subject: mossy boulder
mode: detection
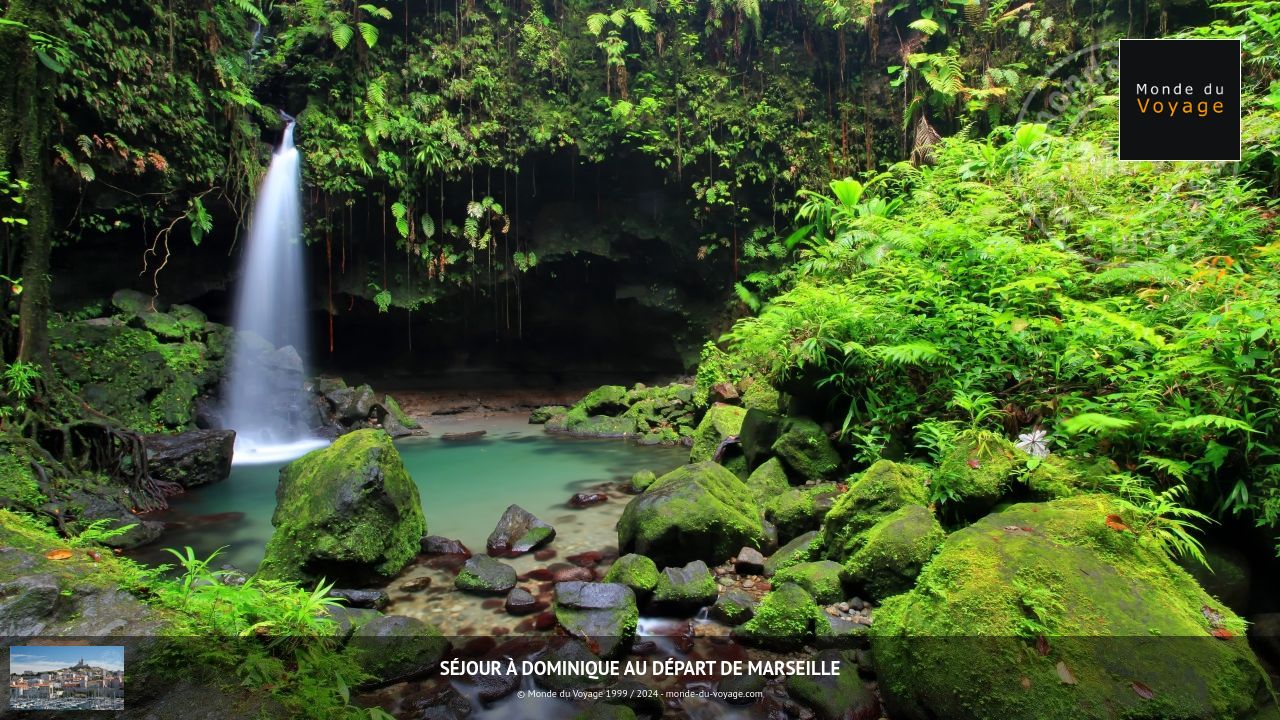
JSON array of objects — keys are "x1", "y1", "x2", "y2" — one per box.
[
  {"x1": 1023, "y1": 454, "x2": 1118, "y2": 501},
  {"x1": 772, "y1": 560, "x2": 849, "y2": 605},
  {"x1": 821, "y1": 460, "x2": 928, "y2": 564},
  {"x1": 382, "y1": 394, "x2": 420, "y2": 430},
  {"x1": 651, "y1": 560, "x2": 718, "y2": 614},
  {"x1": 739, "y1": 410, "x2": 782, "y2": 470},
  {"x1": 785, "y1": 649, "x2": 878, "y2": 720},
  {"x1": 343, "y1": 614, "x2": 448, "y2": 686},
  {"x1": 575, "y1": 385, "x2": 629, "y2": 416},
  {"x1": 736, "y1": 582, "x2": 820, "y2": 650},
  {"x1": 765, "y1": 530, "x2": 821, "y2": 577},
  {"x1": 1179, "y1": 543, "x2": 1252, "y2": 614},
  {"x1": 765, "y1": 482, "x2": 841, "y2": 542},
  {"x1": 712, "y1": 589, "x2": 758, "y2": 625},
  {"x1": 258, "y1": 430, "x2": 426, "y2": 584},
  {"x1": 843, "y1": 504, "x2": 944, "y2": 599},
  {"x1": 111, "y1": 288, "x2": 154, "y2": 315},
  {"x1": 871, "y1": 495, "x2": 1278, "y2": 720},
  {"x1": 629, "y1": 470, "x2": 657, "y2": 492},
  {"x1": 487, "y1": 504, "x2": 556, "y2": 556},
  {"x1": 771, "y1": 417, "x2": 840, "y2": 482},
  {"x1": 564, "y1": 415, "x2": 638, "y2": 438},
  {"x1": 745, "y1": 457, "x2": 791, "y2": 502},
  {"x1": 554, "y1": 581, "x2": 639, "y2": 658},
  {"x1": 689, "y1": 404, "x2": 747, "y2": 463},
  {"x1": 739, "y1": 377, "x2": 781, "y2": 413},
  {"x1": 529, "y1": 405, "x2": 568, "y2": 424},
  {"x1": 934, "y1": 430, "x2": 1022, "y2": 513},
  {"x1": 602, "y1": 554, "x2": 659, "y2": 597},
  {"x1": 617, "y1": 461, "x2": 765, "y2": 567}
]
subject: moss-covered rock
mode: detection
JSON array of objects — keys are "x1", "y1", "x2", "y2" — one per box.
[
  {"x1": 765, "y1": 483, "x2": 841, "y2": 542},
  {"x1": 739, "y1": 377, "x2": 781, "y2": 413},
  {"x1": 572, "y1": 704, "x2": 636, "y2": 720},
  {"x1": 0, "y1": 441, "x2": 46, "y2": 512},
  {"x1": 651, "y1": 560, "x2": 718, "y2": 613},
  {"x1": 712, "y1": 589, "x2": 758, "y2": 625},
  {"x1": 689, "y1": 404, "x2": 747, "y2": 463},
  {"x1": 258, "y1": 430, "x2": 426, "y2": 584},
  {"x1": 736, "y1": 582, "x2": 820, "y2": 650},
  {"x1": 785, "y1": 649, "x2": 878, "y2": 720},
  {"x1": 575, "y1": 385, "x2": 630, "y2": 416},
  {"x1": 529, "y1": 405, "x2": 568, "y2": 424},
  {"x1": 871, "y1": 495, "x2": 1277, "y2": 720},
  {"x1": 343, "y1": 614, "x2": 448, "y2": 686},
  {"x1": 740, "y1": 409, "x2": 782, "y2": 470},
  {"x1": 772, "y1": 560, "x2": 849, "y2": 604},
  {"x1": 933, "y1": 430, "x2": 1022, "y2": 513},
  {"x1": 554, "y1": 581, "x2": 638, "y2": 658},
  {"x1": 821, "y1": 460, "x2": 928, "y2": 564},
  {"x1": 843, "y1": 504, "x2": 944, "y2": 599},
  {"x1": 765, "y1": 530, "x2": 821, "y2": 577},
  {"x1": 629, "y1": 470, "x2": 657, "y2": 492},
  {"x1": 771, "y1": 417, "x2": 840, "y2": 482},
  {"x1": 455, "y1": 554, "x2": 518, "y2": 594},
  {"x1": 381, "y1": 394, "x2": 420, "y2": 430},
  {"x1": 617, "y1": 461, "x2": 765, "y2": 567},
  {"x1": 602, "y1": 554, "x2": 659, "y2": 597},
  {"x1": 745, "y1": 457, "x2": 791, "y2": 502}
]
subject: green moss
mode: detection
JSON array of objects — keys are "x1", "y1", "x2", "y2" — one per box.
[
  {"x1": 746, "y1": 456, "x2": 791, "y2": 501},
  {"x1": 784, "y1": 651, "x2": 874, "y2": 720},
  {"x1": 843, "y1": 504, "x2": 944, "y2": 599},
  {"x1": 602, "y1": 553, "x2": 660, "y2": 595},
  {"x1": 765, "y1": 482, "x2": 840, "y2": 540},
  {"x1": 772, "y1": 560, "x2": 848, "y2": 604},
  {"x1": 771, "y1": 417, "x2": 840, "y2": 482},
  {"x1": 765, "y1": 530, "x2": 821, "y2": 576},
  {"x1": 652, "y1": 560, "x2": 718, "y2": 607},
  {"x1": 689, "y1": 404, "x2": 747, "y2": 463},
  {"x1": 739, "y1": 376, "x2": 781, "y2": 412},
  {"x1": 617, "y1": 461, "x2": 765, "y2": 566},
  {"x1": 933, "y1": 430, "x2": 1022, "y2": 512},
  {"x1": 382, "y1": 394, "x2": 421, "y2": 429},
  {"x1": 629, "y1": 470, "x2": 657, "y2": 492},
  {"x1": 528, "y1": 405, "x2": 568, "y2": 424},
  {"x1": 0, "y1": 442, "x2": 46, "y2": 511},
  {"x1": 258, "y1": 430, "x2": 426, "y2": 583},
  {"x1": 821, "y1": 460, "x2": 929, "y2": 563},
  {"x1": 343, "y1": 615, "x2": 447, "y2": 684},
  {"x1": 738, "y1": 582, "x2": 820, "y2": 649},
  {"x1": 870, "y1": 495, "x2": 1275, "y2": 720}
]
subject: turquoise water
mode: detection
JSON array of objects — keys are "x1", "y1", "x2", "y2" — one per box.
[{"x1": 136, "y1": 415, "x2": 687, "y2": 572}]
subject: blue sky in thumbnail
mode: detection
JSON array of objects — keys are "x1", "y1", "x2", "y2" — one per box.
[{"x1": 9, "y1": 646, "x2": 124, "y2": 673}]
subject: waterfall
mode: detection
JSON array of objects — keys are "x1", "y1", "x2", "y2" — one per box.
[{"x1": 221, "y1": 122, "x2": 327, "y2": 464}]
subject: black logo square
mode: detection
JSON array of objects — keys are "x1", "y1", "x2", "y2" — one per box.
[{"x1": 1119, "y1": 39, "x2": 1241, "y2": 161}]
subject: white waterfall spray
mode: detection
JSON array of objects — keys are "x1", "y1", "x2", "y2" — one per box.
[{"x1": 222, "y1": 122, "x2": 327, "y2": 464}]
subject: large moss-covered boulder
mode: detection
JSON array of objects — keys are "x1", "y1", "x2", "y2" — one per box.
[
  {"x1": 554, "y1": 582, "x2": 638, "y2": 658},
  {"x1": 843, "y1": 504, "x2": 944, "y2": 599},
  {"x1": 871, "y1": 495, "x2": 1278, "y2": 720},
  {"x1": 771, "y1": 417, "x2": 840, "y2": 482},
  {"x1": 689, "y1": 404, "x2": 747, "y2": 463},
  {"x1": 785, "y1": 649, "x2": 879, "y2": 720},
  {"x1": 821, "y1": 460, "x2": 928, "y2": 563},
  {"x1": 258, "y1": 430, "x2": 425, "y2": 584},
  {"x1": 765, "y1": 530, "x2": 821, "y2": 577},
  {"x1": 736, "y1": 582, "x2": 820, "y2": 650},
  {"x1": 617, "y1": 461, "x2": 765, "y2": 567}
]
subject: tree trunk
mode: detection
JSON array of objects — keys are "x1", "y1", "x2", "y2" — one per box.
[{"x1": 0, "y1": 0, "x2": 56, "y2": 367}]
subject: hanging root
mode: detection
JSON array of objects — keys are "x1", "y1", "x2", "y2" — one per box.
[{"x1": 37, "y1": 420, "x2": 179, "y2": 512}]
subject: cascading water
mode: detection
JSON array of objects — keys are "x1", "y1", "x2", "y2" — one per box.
[{"x1": 221, "y1": 121, "x2": 328, "y2": 464}]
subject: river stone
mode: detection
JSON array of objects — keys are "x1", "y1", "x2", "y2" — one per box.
[
  {"x1": 651, "y1": 560, "x2": 718, "y2": 614},
  {"x1": 327, "y1": 384, "x2": 378, "y2": 422},
  {"x1": 343, "y1": 614, "x2": 448, "y2": 686},
  {"x1": 529, "y1": 405, "x2": 568, "y2": 424},
  {"x1": 487, "y1": 504, "x2": 556, "y2": 556},
  {"x1": 772, "y1": 560, "x2": 849, "y2": 605},
  {"x1": 553, "y1": 581, "x2": 638, "y2": 658},
  {"x1": 505, "y1": 587, "x2": 539, "y2": 615},
  {"x1": 735, "y1": 546, "x2": 766, "y2": 575},
  {"x1": 771, "y1": 417, "x2": 840, "y2": 483},
  {"x1": 143, "y1": 429, "x2": 235, "y2": 489},
  {"x1": 258, "y1": 429, "x2": 426, "y2": 584},
  {"x1": 381, "y1": 394, "x2": 420, "y2": 429},
  {"x1": 785, "y1": 650, "x2": 878, "y2": 720},
  {"x1": 764, "y1": 530, "x2": 819, "y2": 577},
  {"x1": 111, "y1": 288, "x2": 154, "y2": 315},
  {"x1": 420, "y1": 535, "x2": 471, "y2": 556},
  {"x1": 533, "y1": 640, "x2": 611, "y2": 691},
  {"x1": 736, "y1": 582, "x2": 819, "y2": 650},
  {"x1": 601, "y1": 554, "x2": 659, "y2": 598},
  {"x1": 63, "y1": 489, "x2": 164, "y2": 549},
  {"x1": 617, "y1": 461, "x2": 765, "y2": 567},
  {"x1": 326, "y1": 588, "x2": 389, "y2": 610},
  {"x1": 871, "y1": 495, "x2": 1277, "y2": 720},
  {"x1": 455, "y1": 555, "x2": 517, "y2": 594},
  {"x1": 842, "y1": 504, "x2": 945, "y2": 600},
  {"x1": 712, "y1": 589, "x2": 758, "y2": 625}
]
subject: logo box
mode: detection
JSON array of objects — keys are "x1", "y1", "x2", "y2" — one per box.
[{"x1": 1119, "y1": 38, "x2": 1241, "y2": 161}]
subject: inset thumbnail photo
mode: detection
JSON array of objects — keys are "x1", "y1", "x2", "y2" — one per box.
[{"x1": 8, "y1": 645, "x2": 124, "y2": 711}]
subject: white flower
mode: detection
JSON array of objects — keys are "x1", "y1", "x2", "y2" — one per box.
[{"x1": 1015, "y1": 428, "x2": 1050, "y2": 458}]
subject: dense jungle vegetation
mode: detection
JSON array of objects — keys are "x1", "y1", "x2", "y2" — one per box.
[{"x1": 2, "y1": 0, "x2": 1280, "y2": 717}]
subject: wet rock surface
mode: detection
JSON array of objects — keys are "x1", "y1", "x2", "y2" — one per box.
[{"x1": 487, "y1": 504, "x2": 556, "y2": 556}]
